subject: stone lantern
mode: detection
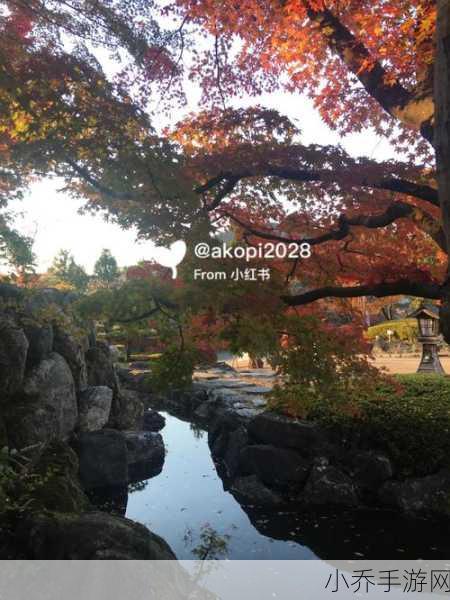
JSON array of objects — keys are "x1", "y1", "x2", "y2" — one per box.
[{"x1": 409, "y1": 304, "x2": 445, "y2": 374}]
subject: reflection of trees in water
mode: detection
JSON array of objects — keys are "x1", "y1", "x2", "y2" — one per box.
[
  {"x1": 189, "y1": 422, "x2": 205, "y2": 440},
  {"x1": 184, "y1": 524, "x2": 230, "y2": 560}
]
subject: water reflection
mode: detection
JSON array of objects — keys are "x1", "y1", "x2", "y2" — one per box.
[{"x1": 126, "y1": 412, "x2": 450, "y2": 559}]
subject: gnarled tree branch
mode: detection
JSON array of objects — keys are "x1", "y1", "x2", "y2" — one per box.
[
  {"x1": 222, "y1": 201, "x2": 446, "y2": 251},
  {"x1": 282, "y1": 279, "x2": 442, "y2": 306},
  {"x1": 198, "y1": 166, "x2": 438, "y2": 208}
]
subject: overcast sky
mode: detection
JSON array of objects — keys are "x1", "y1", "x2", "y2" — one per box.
[{"x1": 11, "y1": 83, "x2": 397, "y2": 274}]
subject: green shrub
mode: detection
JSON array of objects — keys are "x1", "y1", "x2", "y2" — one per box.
[
  {"x1": 146, "y1": 346, "x2": 198, "y2": 393},
  {"x1": 367, "y1": 319, "x2": 418, "y2": 342},
  {"x1": 356, "y1": 374, "x2": 450, "y2": 476},
  {"x1": 270, "y1": 373, "x2": 450, "y2": 477}
]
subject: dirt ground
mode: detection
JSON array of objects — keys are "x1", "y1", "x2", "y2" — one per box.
[
  {"x1": 372, "y1": 355, "x2": 450, "y2": 374},
  {"x1": 227, "y1": 352, "x2": 450, "y2": 375}
]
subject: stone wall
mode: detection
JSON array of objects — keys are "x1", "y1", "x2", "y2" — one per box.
[
  {"x1": 0, "y1": 286, "x2": 173, "y2": 559},
  {"x1": 0, "y1": 287, "x2": 144, "y2": 450}
]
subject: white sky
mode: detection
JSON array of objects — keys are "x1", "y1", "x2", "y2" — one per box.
[{"x1": 10, "y1": 86, "x2": 397, "y2": 274}]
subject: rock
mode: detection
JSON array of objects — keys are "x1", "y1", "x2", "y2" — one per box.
[
  {"x1": 143, "y1": 410, "x2": 166, "y2": 432},
  {"x1": 117, "y1": 366, "x2": 150, "y2": 393},
  {"x1": 223, "y1": 426, "x2": 249, "y2": 478},
  {"x1": 240, "y1": 445, "x2": 311, "y2": 487},
  {"x1": 78, "y1": 386, "x2": 113, "y2": 432},
  {"x1": 208, "y1": 413, "x2": 242, "y2": 459},
  {"x1": 19, "y1": 511, "x2": 176, "y2": 559},
  {"x1": 24, "y1": 288, "x2": 79, "y2": 313},
  {"x1": 23, "y1": 320, "x2": 53, "y2": 368},
  {"x1": 75, "y1": 429, "x2": 128, "y2": 490},
  {"x1": 0, "y1": 317, "x2": 29, "y2": 397},
  {"x1": 379, "y1": 470, "x2": 450, "y2": 516},
  {"x1": 30, "y1": 440, "x2": 90, "y2": 513},
  {"x1": 129, "y1": 361, "x2": 151, "y2": 370},
  {"x1": 109, "y1": 345, "x2": 123, "y2": 362},
  {"x1": 116, "y1": 389, "x2": 144, "y2": 430},
  {"x1": 303, "y1": 464, "x2": 359, "y2": 506},
  {"x1": 6, "y1": 353, "x2": 78, "y2": 449},
  {"x1": 85, "y1": 342, "x2": 122, "y2": 426},
  {"x1": 193, "y1": 401, "x2": 214, "y2": 420},
  {"x1": 234, "y1": 407, "x2": 261, "y2": 419},
  {"x1": 231, "y1": 475, "x2": 283, "y2": 506},
  {"x1": 124, "y1": 431, "x2": 165, "y2": 483},
  {"x1": 53, "y1": 326, "x2": 87, "y2": 392},
  {"x1": 248, "y1": 412, "x2": 326, "y2": 454},
  {"x1": 352, "y1": 452, "x2": 393, "y2": 490}
]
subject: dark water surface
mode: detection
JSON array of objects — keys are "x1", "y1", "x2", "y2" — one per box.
[{"x1": 125, "y1": 413, "x2": 450, "y2": 560}]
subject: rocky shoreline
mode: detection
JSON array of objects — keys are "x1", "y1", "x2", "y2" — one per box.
[
  {"x1": 0, "y1": 287, "x2": 174, "y2": 559},
  {"x1": 126, "y1": 363, "x2": 450, "y2": 520}
]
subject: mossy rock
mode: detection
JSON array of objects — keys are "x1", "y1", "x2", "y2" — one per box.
[
  {"x1": 18, "y1": 511, "x2": 176, "y2": 559},
  {"x1": 29, "y1": 440, "x2": 90, "y2": 514}
]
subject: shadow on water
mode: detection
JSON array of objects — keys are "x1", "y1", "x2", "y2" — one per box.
[{"x1": 124, "y1": 412, "x2": 450, "y2": 559}]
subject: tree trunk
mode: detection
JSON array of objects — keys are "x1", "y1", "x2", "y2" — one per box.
[{"x1": 435, "y1": 0, "x2": 450, "y2": 341}]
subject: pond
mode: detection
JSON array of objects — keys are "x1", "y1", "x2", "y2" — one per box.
[{"x1": 125, "y1": 412, "x2": 450, "y2": 560}]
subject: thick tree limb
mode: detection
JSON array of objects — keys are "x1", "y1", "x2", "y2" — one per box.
[
  {"x1": 222, "y1": 201, "x2": 446, "y2": 251},
  {"x1": 282, "y1": 280, "x2": 442, "y2": 306},
  {"x1": 65, "y1": 158, "x2": 135, "y2": 201},
  {"x1": 435, "y1": 0, "x2": 450, "y2": 253},
  {"x1": 304, "y1": 2, "x2": 434, "y2": 142},
  {"x1": 198, "y1": 166, "x2": 439, "y2": 208}
]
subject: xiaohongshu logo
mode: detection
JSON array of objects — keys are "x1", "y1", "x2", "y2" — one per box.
[{"x1": 150, "y1": 240, "x2": 187, "y2": 278}]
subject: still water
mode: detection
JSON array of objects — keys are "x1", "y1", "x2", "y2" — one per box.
[{"x1": 126, "y1": 413, "x2": 450, "y2": 560}]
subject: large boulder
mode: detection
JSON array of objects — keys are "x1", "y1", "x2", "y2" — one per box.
[
  {"x1": 124, "y1": 431, "x2": 165, "y2": 483},
  {"x1": 379, "y1": 470, "x2": 450, "y2": 517},
  {"x1": 75, "y1": 429, "x2": 128, "y2": 490},
  {"x1": 22, "y1": 320, "x2": 53, "y2": 369},
  {"x1": 351, "y1": 452, "x2": 393, "y2": 491},
  {"x1": 78, "y1": 386, "x2": 113, "y2": 432},
  {"x1": 240, "y1": 444, "x2": 311, "y2": 487},
  {"x1": 248, "y1": 412, "x2": 326, "y2": 454},
  {"x1": 6, "y1": 353, "x2": 78, "y2": 449},
  {"x1": 24, "y1": 288, "x2": 78, "y2": 312},
  {"x1": 53, "y1": 326, "x2": 87, "y2": 392},
  {"x1": 29, "y1": 440, "x2": 90, "y2": 513},
  {"x1": 0, "y1": 317, "x2": 29, "y2": 397},
  {"x1": 143, "y1": 409, "x2": 166, "y2": 432},
  {"x1": 222, "y1": 426, "x2": 248, "y2": 478},
  {"x1": 117, "y1": 389, "x2": 144, "y2": 430},
  {"x1": 302, "y1": 462, "x2": 359, "y2": 507},
  {"x1": 18, "y1": 512, "x2": 176, "y2": 559},
  {"x1": 231, "y1": 475, "x2": 283, "y2": 506},
  {"x1": 116, "y1": 366, "x2": 149, "y2": 393},
  {"x1": 85, "y1": 342, "x2": 122, "y2": 426}
]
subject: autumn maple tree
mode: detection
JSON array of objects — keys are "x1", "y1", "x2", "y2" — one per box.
[
  {"x1": 162, "y1": 0, "x2": 450, "y2": 337},
  {"x1": 1, "y1": 0, "x2": 450, "y2": 343}
]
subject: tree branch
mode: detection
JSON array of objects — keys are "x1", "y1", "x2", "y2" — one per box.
[
  {"x1": 304, "y1": 1, "x2": 434, "y2": 142},
  {"x1": 65, "y1": 158, "x2": 136, "y2": 201},
  {"x1": 222, "y1": 201, "x2": 446, "y2": 251},
  {"x1": 199, "y1": 166, "x2": 439, "y2": 207},
  {"x1": 282, "y1": 279, "x2": 442, "y2": 306}
]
